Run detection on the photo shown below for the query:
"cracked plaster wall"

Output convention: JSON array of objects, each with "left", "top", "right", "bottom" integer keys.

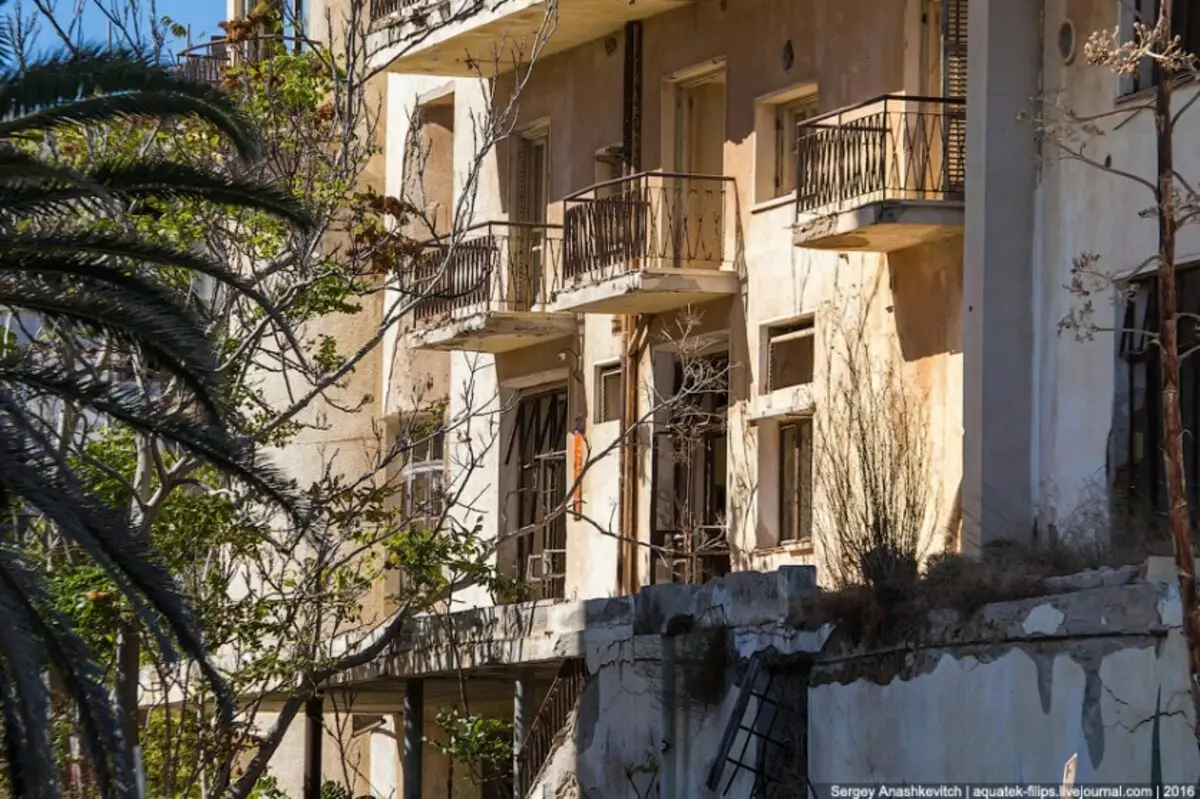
[{"left": 810, "top": 582, "right": 1200, "bottom": 784}]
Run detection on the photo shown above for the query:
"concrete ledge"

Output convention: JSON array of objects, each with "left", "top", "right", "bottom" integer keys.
[
  {"left": 407, "top": 309, "right": 575, "bottom": 352},
  {"left": 548, "top": 268, "right": 740, "bottom": 315},
  {"left": 332, "top": 567, "right": 817, "bottom": 686},
  {"left": 793, "top": 200, "right": 964, "bottom": 253}
]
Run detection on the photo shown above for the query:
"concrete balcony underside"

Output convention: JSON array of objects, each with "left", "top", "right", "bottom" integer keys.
[
  {"left": 408, "top": 308, "right": 575, "bottom": 352},
  {"left": 549, "top": 268, "right": 740, "bottom": 315},
  {"left": 369, "top": 0, "right": 687, "bottom": 76},
  {"left": 792, "top": 200, "right": 964, "bottom": 253}
]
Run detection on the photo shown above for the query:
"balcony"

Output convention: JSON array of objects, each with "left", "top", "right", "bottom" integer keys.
[
  {"left": 368, "top": 0, "right": 689, "bottom": 76},
  {"left": 792, "top": 95, "right": 966, "bottom": 253},
  {"left": 176, "top": 34, "right": 303, "bottom": 87},
  {"left": 405, "top": 222, "right": 575, "bottom": 352},
  {"left": 549, "top": 172, "right": 739, "bottom": 316}
]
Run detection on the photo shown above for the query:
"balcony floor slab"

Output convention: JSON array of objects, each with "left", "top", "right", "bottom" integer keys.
[
  {"left": 408, "top": 309, "right": 576, "bottom": 352},
  {"left": 548, "top": 268, "right": 740, "bottom": 315},
  {"left": 792, "top": 200, "right": 964, "bottom": 253}
]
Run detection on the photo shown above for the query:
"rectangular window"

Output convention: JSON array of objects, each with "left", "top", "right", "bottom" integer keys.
[
  {"left": 774, "top": 95, "right": 819, "bottom": 198},
  {"left": 399, "top": 424, "right": 445, "bottom": 531},
  {"left": 766, "top": 318, "right": 816, "bottom": 392},
  {"left": 778, "top": 420, "right": 813, "bottom": 544},
  {"left": 1120, "top": 0, "right": 1200, "bottom": 95},
  {"left": 595, "top": 364, "right": 621, "bottom": 423}
]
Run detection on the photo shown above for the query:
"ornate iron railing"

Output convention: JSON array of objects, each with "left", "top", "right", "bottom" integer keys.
[
  {"left": 516, "top": 658, "right": 589, "bottom": 796},
  {"left": 560, "top": 171, "right": 734, "bottom": 287},
  {"left": 794, "top": 94, "right": 966, "bottom": 216},
  {"left": 176, "top": 34, "right": 304, "bottom": 87},
  {"left": 406, "top": 221, "right": 563, "bottom": 327},
  {"left": 370, "top": 0, "right": 433, "bottom": 21}
]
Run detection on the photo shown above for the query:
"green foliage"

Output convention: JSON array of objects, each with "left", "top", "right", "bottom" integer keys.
[
  {"left": 248, "top": 775, "right": 292, "bottom": 799},
  {"left": 432, "top": 708, "right": 513, "bottom": 775}
]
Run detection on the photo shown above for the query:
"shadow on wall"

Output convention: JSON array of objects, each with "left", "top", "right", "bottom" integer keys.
[{"left": 889, "top": 236, "right": 964, "bottom": 362}]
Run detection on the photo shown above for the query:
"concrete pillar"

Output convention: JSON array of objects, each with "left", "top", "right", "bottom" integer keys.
[
  {"left": 403, "top": 680, "right": 424, "bottom": 799},
  {"left": 962, "top": 0, "right": 1042, "bottom": 550},
  {"left": 303, "top": 693, "right": 323, "bottom": 799},
  {"left": 512, "top": 669, "right": 535, "bottom": 797}
]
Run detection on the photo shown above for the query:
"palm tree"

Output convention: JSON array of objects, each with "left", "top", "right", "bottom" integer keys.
[{"left": 0, "top": 46, "right": 311, "bottom": 799}]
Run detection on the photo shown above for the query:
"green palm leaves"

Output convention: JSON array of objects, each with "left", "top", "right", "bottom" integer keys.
[{"left": 0, "top": 47, "right": 311, "bottom": 799}]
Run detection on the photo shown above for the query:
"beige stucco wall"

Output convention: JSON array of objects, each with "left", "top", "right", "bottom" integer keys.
[{"left": 374, "top": 0, "right": 965, "bottom": 608}]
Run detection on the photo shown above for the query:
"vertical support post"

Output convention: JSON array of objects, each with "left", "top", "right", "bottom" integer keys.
[
  {"left": 512, "top": 669, "right": 535, "bottom": 798},
  {"left": 962, "top": 0, "right": 1040, "bottom": 549},
  {"left": 402, "top": 680, "right": 423, "bottom": 799},
  {"left": 303, "top": 693, "right": 323, "bottom": 799},
  {"left": 660, "top": 636, "right": 677, "bottom": 799}
]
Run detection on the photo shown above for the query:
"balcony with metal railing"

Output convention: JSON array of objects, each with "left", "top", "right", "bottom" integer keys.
[
  {"left": 176, "top": 34, "right": 303, "bottom": 87},
  {"left": 404, "top": 221, "right": 575, "bottom": 352},
  {"left": 550, "top": 172, "right": 740, "bottom": 315},
  {"left": 792, "top": 94, "right": 966, "bottom": 253}
]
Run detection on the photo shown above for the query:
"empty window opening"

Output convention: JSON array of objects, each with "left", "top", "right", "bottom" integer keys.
[
  {"left": 652, "top": 354, "right": 731, "bottom": 585},
  {"left": 778, "top": 420, "right": 814, "bottom": 545},
  {"left": 595, "top": 364, "right": 622, "bottom": 423},
  {"left": 503, "top": 387, "right": 569, "bottom": 600},
  {"left": 766, "top": 318, "right": 815, "bottom": 392}
]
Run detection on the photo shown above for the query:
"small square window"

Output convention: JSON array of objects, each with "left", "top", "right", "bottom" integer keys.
[
  {"left": 765, "top": 318, "right": 815, "bottom": 392},
  {"left": 779, "top": 420, "right": 813, "bottom": 544},
  {"left": 595, "top": 364, "right": 621, "bottom": 423}
]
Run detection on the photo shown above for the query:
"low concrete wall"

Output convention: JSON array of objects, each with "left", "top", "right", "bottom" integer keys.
[{"left": 810, "top": 577, "right": 1200, "bottom": 785}]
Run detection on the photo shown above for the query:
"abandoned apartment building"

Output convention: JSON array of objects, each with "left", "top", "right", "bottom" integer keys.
[{"left": 186, "top": 0, "right": 1200, "bottom": 795}]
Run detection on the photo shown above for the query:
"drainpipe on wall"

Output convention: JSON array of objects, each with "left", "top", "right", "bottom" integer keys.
[
  {"left": 618, "top": 19, "right": 644, "bottom": 594},
  {"left": 660, "top": 635, "right": 678, "bottom": 799}
]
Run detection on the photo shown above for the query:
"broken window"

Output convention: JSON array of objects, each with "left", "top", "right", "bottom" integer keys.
[
  {"left": 1116, "top": 269, "right": 1200, "bottom": 528},
  {"left": 504, "top": 387, "right": 569, "bottom": 600},
  {"left": 652, "top": 354, "right": 731, "bottom": 584},
  {"left": 778, "top": 420, "right": 814, "bottom": 545},
  {"left": 765, "top": 318, "right": 815, "bottom": 392},
  {"left": 399, "top": 422, "right": 445, "bottom": 531}
]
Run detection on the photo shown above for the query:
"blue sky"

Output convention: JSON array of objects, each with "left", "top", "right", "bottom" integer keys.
[{"left": 72, "top": 0, "right": 225, "bottom": 55}]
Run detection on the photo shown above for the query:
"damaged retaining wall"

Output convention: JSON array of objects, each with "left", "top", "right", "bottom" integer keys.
[
  {"left": 810, "top": 574, "right": 1200, "bottom": 784},
  {"left": 527, "top": 567, "right": 825, "bottom": 799}
]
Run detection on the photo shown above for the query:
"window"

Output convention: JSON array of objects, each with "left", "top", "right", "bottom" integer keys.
[
  {"left": 774, "top": 95, "right": 819, "bottom": 198},
  {"left": 399, "top": 424, "right": 445, "bottom": 531},
  {"left": 765, "top": 318, "right": 815, "bottom": 392},
  {"left": 1120, "top": 0, "right": 1200, "bottom": 95},
  {"left": 595, "top": 364, "right": 621, "bottom": 423},
  {"left": 778, "top": 420, "right": 813, "bottom": 545}
]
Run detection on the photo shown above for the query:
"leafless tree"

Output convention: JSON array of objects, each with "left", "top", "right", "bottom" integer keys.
[{"left": 1039, "top": 0, "right": 1200, "bottom": 748}]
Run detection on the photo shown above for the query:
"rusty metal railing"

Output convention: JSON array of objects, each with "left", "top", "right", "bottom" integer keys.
[
  {"left": 794, "top": 94, "right": 966, "bottom": 217},
  {"left": 176, "top": 34, "right": 305, "bottom": 87},
  {"left": 560, "top": 171, "right": 734, "bottom": 288},
  {"left": 405, "top": 221, "right": 563, "bottom": 327},
  {"left": 515, "top": 658, "right": 588, "bottom": 796}
]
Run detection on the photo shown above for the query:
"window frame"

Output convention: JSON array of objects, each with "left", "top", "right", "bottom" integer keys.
[
  {"left": 763, "top": 316, "right": 816, "bottom": 394},
  {"left": 777, "top": 418, "right": 814, "bottom": 546},
  {"left": 773, "top": 94, "right": 820, "bottom": 199},
  {"left": 398, "top": 422, "right": 446, "bottom": 531},
  {"left": 594, "top": 362, "right": 622, "bottom": 424}
]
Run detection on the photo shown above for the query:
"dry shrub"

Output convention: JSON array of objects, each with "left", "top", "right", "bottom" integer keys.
[{"left": 804, "top": 539, "right": 1143, "bottom": 646}]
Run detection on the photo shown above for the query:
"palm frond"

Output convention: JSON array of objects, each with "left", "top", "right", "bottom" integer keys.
[
  {"left": 0, "top": 277, "right": 226, "bottom": 419},
  {"left": 0, "top": 47, "right": 259, "bottom": 160},
  {"left": 0, "top": 362, "right": 299, "bottom": 515}
]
